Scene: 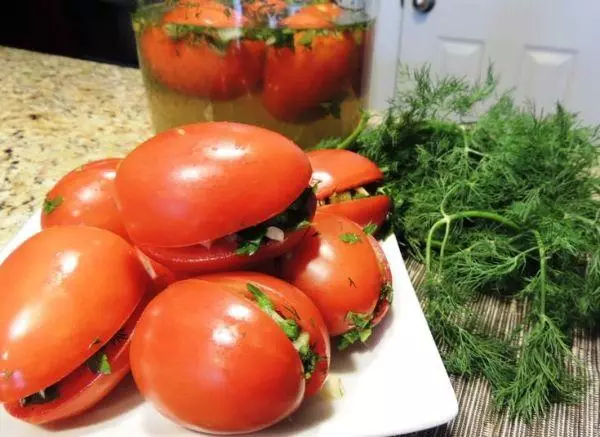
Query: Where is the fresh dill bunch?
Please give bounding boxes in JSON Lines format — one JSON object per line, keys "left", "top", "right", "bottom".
{"left": 319, "top": 65, "right": 600, "bottom": 421}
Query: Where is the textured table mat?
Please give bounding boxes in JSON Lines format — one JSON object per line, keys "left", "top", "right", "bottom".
{"left": 404, "top": 259, "right": 600, "bottom": 437}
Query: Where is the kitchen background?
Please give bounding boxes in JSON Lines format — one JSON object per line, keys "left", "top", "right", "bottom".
{"left": 1, "top": 0, "right": 598, "bottom": 121}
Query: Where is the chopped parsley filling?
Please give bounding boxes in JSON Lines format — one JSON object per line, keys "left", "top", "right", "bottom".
{"left": 18, "top": 329, "right": 124, "bottom": 407}
{"left": 338, "top": 282, "right": 393, "bottom": 350}
{"left": 247, "top": 283, "right": 320, "bottom": 379}
{"left": 235, "top": 187, "right": 313, "bottom": 256}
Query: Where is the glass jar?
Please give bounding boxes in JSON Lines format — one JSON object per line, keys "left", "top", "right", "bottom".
{"left": 132, "top": 0, "right": 378, "bottom": 148}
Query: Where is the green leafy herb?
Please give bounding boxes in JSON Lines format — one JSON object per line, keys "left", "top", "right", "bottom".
{"left": 339, "top": 232, "right": 362, "bottom": 244}
{"left": 295, "top": 220, "right": 311, "bottom": 230}
{"left": 43, "top": 196, "right": 63, "bottom": 214}
{"left": 86, "top": 350, "right": 112, "bottom": 375}
{"left": 317, "top": 64, "right": 600, "bottom": 421}
{"left": 247, "top": 283, "right": 300, "bottom": 340}
{"left": 363, "top": 222, "right": 378, "bottom": 235}
{"left": 247, "top": 284, "right": 319, "bottom": 378}
{"left": 297, "top": 30, "right": 316, "bottom": 47}
{"left": 338, "top": 312, "right": 373, "bottom": 350}
{"left": 380, "top": 282, "right": 393, "bottom": 304}
{"left": 236, "top": 188, "right": 313, "bottom": 255}
{"left": 294, "top": 332, "right": 319, "bottom": 379}
{"left": 235, "top": 232, "right": 265, "bottom": 256}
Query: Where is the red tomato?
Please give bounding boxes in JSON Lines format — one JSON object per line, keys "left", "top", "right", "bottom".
{"left": 0, "top": 226, "right": 148, "bottom": 405}
{"left": 130, "top": 273, "right": 329, "bottom": 433}
{"left": 116, "top": 122, "right": 311, "bottom": 247}
{"left": 262, "top": 25, "right": 355, "bottom": 121}
{"left": 3, "top": 296, "right": 147, "bottom": 424}
{"left": 116, "top": 122, "right": 314, "bottom": 273}
{"left": 139, "top": 2, "right": 263, "bottom": 100}
{"left": 40, "top": 158, "right": 128, "bottom": 240}
{"left": 281, "top": 213, "right": 392, "bottom": 346}
{"left": 198, "top": 272, "right": 330, "bottom": 396}
{"left": 308, "top": 149, "right": 391, "bottom": 227}
{"left": 319, "top": 195, "right": 391, "bottom": 229}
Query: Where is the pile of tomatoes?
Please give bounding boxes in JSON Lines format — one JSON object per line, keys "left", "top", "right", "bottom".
{"left": 0, "top": 121, "right": 392, "bottom": 434}
{"left": 137, "top": 0, "right": 370, "bottom": 121}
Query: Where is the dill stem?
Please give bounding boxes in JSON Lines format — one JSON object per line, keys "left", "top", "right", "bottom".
{"left": 533, "top": 230, "right": 547, "bottom": 316}
{"left": 336, "top": 111, "right": 370, "bottom": 150}
{"left": 426, "top": 217, "right": 448, "bottom": 272}
{"left": 439, "top": 219, "right": 451, "bottom": 271}
{"left": 425, "top": 210, "right": 521, "bottom": 273}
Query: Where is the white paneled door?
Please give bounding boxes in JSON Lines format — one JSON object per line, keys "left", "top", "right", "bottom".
{"left": 370, "top": 0, "right": 600, "bottom": 123}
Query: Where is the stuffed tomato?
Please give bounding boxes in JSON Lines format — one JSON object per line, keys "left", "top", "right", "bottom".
{"left": 281, "top": 212, "right": 392, "bottom": 349}
{"left": 138, "top": 1, "right": 263, "bottom": 100}
{"left": 130, "top": 272, "right": 330, "bottom": 434}
{"left": 40, "top": 158, "right": 128, "bottom": 240}
{"left": 0, "top": 226, "right": 149, "bottom": 424}
{"left": 115, "top": 122, "right": 316, "bottom": 273}
{"left": 308, "top": 149, "right": 391, "bottom": 228}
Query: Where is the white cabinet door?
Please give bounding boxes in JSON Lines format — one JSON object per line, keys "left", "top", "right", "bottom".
{"left": 371, "top": 0, "right": 600, "bottom": 123}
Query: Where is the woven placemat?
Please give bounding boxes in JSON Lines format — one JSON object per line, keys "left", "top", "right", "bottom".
{"left": 402, "top": 259, "right": 600, "bottom": 437}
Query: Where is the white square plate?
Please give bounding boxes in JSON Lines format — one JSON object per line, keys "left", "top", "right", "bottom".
{"left": 0, "top": 212, "right": 457, "bottom": 437}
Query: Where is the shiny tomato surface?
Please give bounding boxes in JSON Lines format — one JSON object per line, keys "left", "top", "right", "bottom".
{"left": 281, "top": 212, "right": 384, "bottom": 336}
{"left": 115, "top": 122, "right": 312, "bottom": 247}
{"left": 130, "top": 277, "right": 308, "bottom": 433}
{"left": 3, "top": 297, "right": 147, "bottom": 424}
{"left": 0, "top": 226, "right": 148, "bottom": 403}
{"left": 40, "top": 158, "right": 128, "bottom": 240}
{"left": 262, "top": 29, "right": 355, "bottom": 122}
{"left": 308, "top": 149, "right": 383, "bottom": 199}
{"left": 198, "top": 271, "right": 330, "bottom": 396}
{"left": 140, "top": 2, "right": 263, "bottom": 100}
{"left": 319, "top": 195, "right": 391, "bottom": 228}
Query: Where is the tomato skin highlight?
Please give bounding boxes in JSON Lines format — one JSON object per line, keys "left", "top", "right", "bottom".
{"left": 130, "top": 278, "right": 306, "bottom": 434}
{"left": 197, "top": 272, "right": 330, "bottom": 397}
{"left": 281, "top": 213, "right": 383, "bottom": 336}
{"left": 308, "top": 149, "right": 384, "bottom": 199}
{"left": 40, "top": 158, "right": 128, "bottom": 240}
{"left": 0, "top": 226, "right": 148, "bottom": 404}
{"left": 115, "top": 122, "right": 312, "bottom": 248}
{"left": 3, "top": 296, "right": 148, "bottom": 425}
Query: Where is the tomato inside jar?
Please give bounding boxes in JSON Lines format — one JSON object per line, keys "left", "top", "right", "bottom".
{"left": 132, "top": 0, "right": 377, "bottom": 148}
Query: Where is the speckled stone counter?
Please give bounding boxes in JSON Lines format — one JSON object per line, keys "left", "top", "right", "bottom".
{"left": 0, "top": 47, "right": 153, "bottom": 246}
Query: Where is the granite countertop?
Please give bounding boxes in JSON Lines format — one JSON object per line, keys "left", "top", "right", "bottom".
{"left": 0, "top": 47, "right": 153, "bottom": 246}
